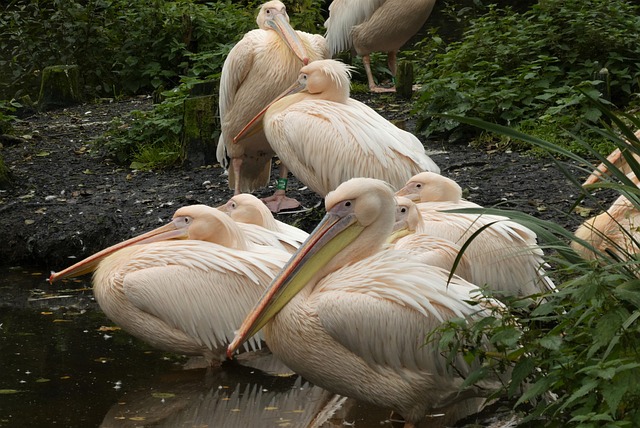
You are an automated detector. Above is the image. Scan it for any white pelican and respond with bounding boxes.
[217,1,328,212]
[391,196,474,281]
[49,205,291,365]
[583,129,640,185]
[396,171,555,298]
[235,59,439,202]
[228,177,504,428]
[572,189,640,262]
[324,0,437,92]
[218,193,309,253]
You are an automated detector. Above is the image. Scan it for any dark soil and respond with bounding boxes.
[0,95,612,272]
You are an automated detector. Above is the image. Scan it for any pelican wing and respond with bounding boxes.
[217,30,260,166]
[324,0,387,55]
[269,100,438,194]
[119,241,289,352]
[312,251,493,375]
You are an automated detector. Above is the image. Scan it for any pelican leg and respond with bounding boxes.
[262,164,302,213]
[363,54,395,93]
[387,51,397,79]
[232,157,243,195]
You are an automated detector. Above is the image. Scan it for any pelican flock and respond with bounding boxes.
[50,205,291,365]
[48,2,572,425]
[235,58,440,204]
[324,0,437,92]
[217,0,327,211]
[228,178,505,427]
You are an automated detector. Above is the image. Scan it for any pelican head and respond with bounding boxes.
[227,177,395,357]
[234,59,354,143]
[49,205,246,283]
[218,194,279,230]
[256,1,310,65]
[396,171,462,203]
[388,196,424,243]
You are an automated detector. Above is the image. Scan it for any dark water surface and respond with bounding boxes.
[0,266,401,428]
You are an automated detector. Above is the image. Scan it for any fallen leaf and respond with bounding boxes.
[151,392,176,399]
[35,151,50,157]
[24,219,35,225]
[0,389,21,395]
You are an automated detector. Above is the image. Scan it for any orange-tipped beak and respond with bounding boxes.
[49,221,189,284]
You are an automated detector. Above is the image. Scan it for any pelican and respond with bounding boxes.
[583,129,640,185]
[49,205,291,365]
[572,194,640,261]
[235,59,439,203]
[218,193,309,253]
[324,0,437,92]
[228,177,505,428]
[217,1,328,212]
[391,196,474,281]
[396,171,555,298]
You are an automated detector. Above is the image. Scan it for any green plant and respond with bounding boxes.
[431,102,640,425]
[412,0,640,153]
[0,99,19,134]
[0,1,256,99]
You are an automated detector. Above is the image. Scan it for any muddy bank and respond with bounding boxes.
[0,96,608,271]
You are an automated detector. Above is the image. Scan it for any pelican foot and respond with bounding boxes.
[262,194,301,213]
[370,85,396,93]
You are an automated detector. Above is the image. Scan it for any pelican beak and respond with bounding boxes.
[583,148,622,186]
[395,187,420,202]
[233,77,306,144]
[227,209,364,358]
[268,13,310,65]
[387,223,413,243]
[49,221,190,284]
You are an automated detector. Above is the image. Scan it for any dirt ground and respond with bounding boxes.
[0,94,612,272]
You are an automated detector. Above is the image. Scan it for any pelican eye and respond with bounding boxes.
[400,207,407,213]
[416,183,422,188]
[344,201,352,207]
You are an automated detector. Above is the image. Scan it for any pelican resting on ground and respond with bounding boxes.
[234,59,439,202]
[396,171,555,298]
[572,193,640,261]
[391,196,474,281]
[228,177,505,428]
[217,1,328,212]
[49,205,291,365]
[218,193,308,253]
[324,0,437,92]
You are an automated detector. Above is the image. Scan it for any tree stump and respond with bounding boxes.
[396,61,414,100]
[181,81,219,169]
[37,65,82,111]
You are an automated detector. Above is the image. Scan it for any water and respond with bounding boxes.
[0,267,399,428]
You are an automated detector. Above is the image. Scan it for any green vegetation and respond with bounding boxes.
[411,0,640,154]
[433,104,640,426]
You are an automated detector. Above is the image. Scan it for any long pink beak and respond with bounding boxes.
[49,221,189,284]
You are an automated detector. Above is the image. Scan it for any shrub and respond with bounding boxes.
[434,103,640,425]
[0,1,255,100]
[412,0,640,153]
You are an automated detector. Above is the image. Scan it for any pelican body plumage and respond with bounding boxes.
[235,59,439,201]
[324,0,437,92]
[228,178,504,427]
[50,205,291,364]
